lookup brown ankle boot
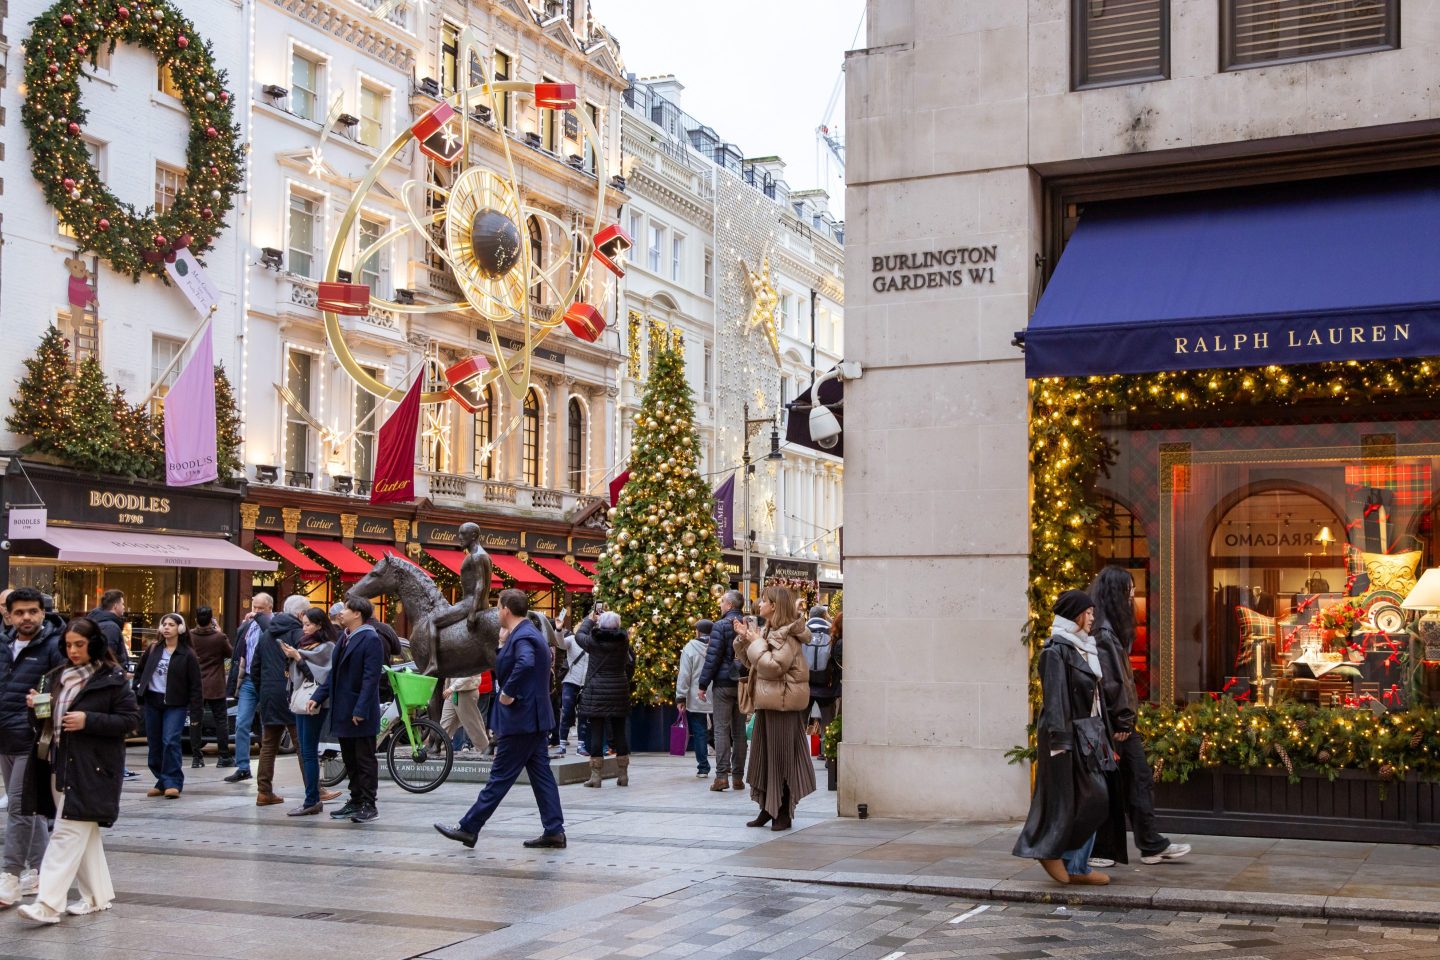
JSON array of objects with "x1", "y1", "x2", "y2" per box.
[
  {"x1": 616, "y1": 755, "x2": 629, "y2": 787},
  {"x1": 584, "y1": 758, "x2": 603, "y2": 787}
]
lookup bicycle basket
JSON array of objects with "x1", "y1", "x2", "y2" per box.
[{"x1": 385, "y1": 668, "x2": 439, "y2": 711}]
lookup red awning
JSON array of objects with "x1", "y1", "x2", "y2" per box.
[
  {"x1": 299, "y1": 538, "x2": 372, "y2": 579},
  {"x1": 576, "y1": 559, "x2": 598, "y2": 575},
  {"x1": 353, "y1": 542, "x2": 434, "y2": 578},
  {"x1": 254, "y1": 534, "x2": 326, "y2": 577},
  {"x1": 530, "y1": 556, "x2": 593, "y2": 592},
  {"x1": 424, "y1": 548, "x2": 502, "y2": 589},
  {"x1": 490, "y1": 552, "x2": 552, "y2": 591}
]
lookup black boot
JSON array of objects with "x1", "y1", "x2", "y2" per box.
[
  {"x1": 772, "y1": 785, "x2": 792, "y2": 831},
  {"x1": 746, "y1": 807, "x2": 772, "y2": 828}
]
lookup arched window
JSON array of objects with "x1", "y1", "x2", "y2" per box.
[
  {"x1": 528, "y1": 216, "x2": 544, "y2": 305},
  {"x1": 523, "y1": 386, "x2": 541, "y2": 486},
  {"x1": 472, "y1": 383, "x2": 495, "y2": 480},
  {"x1": 568, "y1": 397, "x2": 584, "y2": 492}
]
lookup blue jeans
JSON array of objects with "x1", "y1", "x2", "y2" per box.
[
  {"x1": 558, "y1": 683, "x2": 583, "y2": 742},
  {"x1": 1063, "y1": 832, "x2": 1097, "y2": 876},
  {"x1": 294, "y1": 709, "x2": 327, "y2": 807},
  {"x1": 687, "y1": 711, "x2": 710, "y2": 774},
  {"x1": 145, "y1": 694, "x2": 188, "y2": 791},
  {"x1": 233, "y1": 676, "x2": 257, "y2": 772}
]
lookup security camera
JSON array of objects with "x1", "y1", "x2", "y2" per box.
[{"x1": 810, "y1": 405, "x2": 841, "y2": 448}]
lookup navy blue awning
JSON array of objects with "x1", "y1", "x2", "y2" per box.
[{"x1": 1022, "y1": 172, "x2": 1440, "y2": 378}]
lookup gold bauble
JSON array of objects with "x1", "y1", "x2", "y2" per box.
[
  {"x1": 645, "y1": 515, "x2": 659, "y2": 526},
  {"x1": 666, "y1": 573, "x2": 677, "y2": 584},
  {"x1": 686, "y1": 591, "x2": 697, "y2": 602},
  {"x1": 632, "y1": 589, "x2": 644, "y2": 599},
  {"x1": 663, "y1": 596, "x2": 674, "y2": 607},
  {"x1": 606, "y1": 507, "x2": 618, "y2": 520},
  {"x1": 710, "y1": 584, "x2": 724, "y2": 598},
  {"x1": 651, "y1": 614, "x2": 662, "y2": 624},
  {"x1": 682, "y1": 532, "x2": 697, "y2": 546},
  {"x1": 616, "y1": 531, "x2": 631, "y2": 545},
  {"x1": 678, "y1": 571, "x2": 690, "y2": 583},
  {"x1": 647, "y1": 565, "x2": 658, "y2": 576}
]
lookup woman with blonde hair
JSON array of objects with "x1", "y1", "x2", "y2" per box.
[{"x1": 734, "y1": 584, "x2": 815, "y2": 830}]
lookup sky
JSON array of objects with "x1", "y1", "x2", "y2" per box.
[{"x1": 593, "y1": 0, "x2": 866, "y2": 218}]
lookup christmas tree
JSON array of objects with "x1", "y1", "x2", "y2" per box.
[
  {"x1": 214, "y1": 363, "x2": 244, "y2": 479},
  {"x1": 597, "y1": 336, "x2": 723, "y2": 705},
  {"x1": 110, "y1": 386, "x2": 161, "y2": 479},
  {"x1": 7, "y1": 326, "x2": 72, "y2": 448},
  {"x1": 55, "y1": 357, "x2": 122, "y2": 474}
]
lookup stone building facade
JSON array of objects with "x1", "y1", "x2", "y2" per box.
[{"x1": 843, "y1": 0, "x2": 1440, "y2": 819}]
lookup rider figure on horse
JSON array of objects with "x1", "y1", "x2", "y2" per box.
[{"x1": 423, "y1": 522, "x2": 492, "y2": 667}]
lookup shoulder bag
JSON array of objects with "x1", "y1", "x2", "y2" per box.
[
  {"x1": 1071, "y1": 684, "x2": 1117, "y2": 773},
  {"x1": 736, "y1": 674, "x2": 755, "y2": 715}
]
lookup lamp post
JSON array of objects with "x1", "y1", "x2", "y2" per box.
[{"x1": 740, "y1": 402, "x2": 783, "y2": 602}]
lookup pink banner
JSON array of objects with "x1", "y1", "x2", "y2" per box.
[
  {"x1": 370, "y1": 372, "x2": 424, "y2": 505},
  {"x1": 163, "y1": 322, "x2": 218, "y2": 487}
]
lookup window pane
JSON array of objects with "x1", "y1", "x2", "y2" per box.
[
  {"x1": 671, "y1": 236, "x2": 684, "y2": 282},
  {"x1": 648, "y1": 224, "x2": 663, "y2": 273},
  {"x1": 1073, "y1": 0, "x2": 1168, "y2": 89},
  {"x1": 703, "y1": 248, "x2": 714, "y2": 297},
  {"x1": 291, "y1": 53, "x2": 319, "y2": 120},
  {"x1": 441, "y1": 22, "x2": 459, "y2": 94},
  {"x1": 523, "y1": 388, "x2": 540, "y2": 487},
  {"x1": 473, "y1": 386, "x2": 495, "y2": 479},
  {"x1": 154, "y1": 164, "x2": 186, "y2": 216},
  {"x1": 1224, "y1": 0, "x2": 1398, "y2": 70},
  {"x1": 568, "y1": 399, "x2": 584, "y2": 492},
  {"x1": 289, "y1": 194, "x2": 317, "y2": 277},
  {"x1": 359, "y1": 86, "x2": 384, "y2": 147},
  {"x1": 284, "y1": 351, "x2": 313, "y2": 474},
  {"x1": 354, "y1": 374, "x2": 378, "y2": 482},
  {"x1": 358, "y1": 218, "x2": 386, "y2": 296},
  {"x1": 493, "y1": 51, "x2": 511, "y2": 127}
]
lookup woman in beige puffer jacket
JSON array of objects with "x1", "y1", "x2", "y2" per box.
[{"x1": 734, "y1": 584, "x2": 816, "y2": 830}]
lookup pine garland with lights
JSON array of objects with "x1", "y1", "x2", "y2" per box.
[
  {"x1": 596, "y1": 342, "x2": 723, "y2": 706},
  {"x1": 6, "y1": 327, "x2": 73, "y2": 447},
  {"x1": 21, "y1": 0, "x2": 242, "y2": 281}
]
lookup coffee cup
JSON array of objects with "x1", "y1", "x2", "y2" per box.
[{"x1": 32, "y1": 692, "x2": 52, "y2": 719}]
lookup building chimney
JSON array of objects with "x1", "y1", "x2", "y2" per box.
[{"x1": 646, "y1": 75, "x2": 684, "y2": 109}]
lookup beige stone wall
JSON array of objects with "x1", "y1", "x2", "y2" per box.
[{"x1": 842, "y1": 0, "x2": 1440, "y2": 819}]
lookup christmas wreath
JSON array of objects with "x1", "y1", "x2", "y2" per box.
[{"x1": 21, "y1": 0, "x2": 243, "y2": 281}]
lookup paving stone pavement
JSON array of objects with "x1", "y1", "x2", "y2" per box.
[{"x1": 0, "y1": 749, "x2": 1438, "y2": 960}]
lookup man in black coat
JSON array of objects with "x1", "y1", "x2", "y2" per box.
[
  {"x1": 697, "y1": 590, "x2": 747, "y2": 792},
  {"x1": 0, "y1": 587, "x2": 66, "y2": 905},
  {"x1": 86, "y1": 589, "x2": 131, "y2": 678},
  {"x1": 253, "y1": 595, "x2": 307, "y2": 806}
]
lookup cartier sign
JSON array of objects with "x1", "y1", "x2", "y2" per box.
[
  {"x1": 418, "y1": 522, "x2": 520, "y2": 552},
  {"x1": 570, "y1": 537, "x2": 605, "y2": 558},
  {"x1": 354, "y1": 516, "x2": 394, "y2": 540},
  {"x1": 299, "y1": 511, "x2": 340, "y2": 535}
]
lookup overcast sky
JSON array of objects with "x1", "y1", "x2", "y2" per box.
[{"x1": 593, "y1": 0, "x2": 866, "y2": 217}]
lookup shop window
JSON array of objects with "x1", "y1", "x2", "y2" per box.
[
  {"x1": 1100, "y1": 413, "x2": 1440, "y2": 709},
  {"x1": 284, "y1": 349, "x2": 315, "y2": 482},
  {"x1": 523, "y1": 387, "x2": 541, "y2": 487},
  {"x1": 568, "y1": 397, "x2": 584, "y2": 492},
  {"x1": 473, "y1": 383, "x2": 495, "y2": 479},
  {"x1": 1094, "y1": 498, "x2": 1153, "y2": 700},
  {"x1": 1222, "y1": 0, "x2": 1398, "y2": 71},
  {"x1": 1072, "y1": 0, "x2": 1169, "y2": 90}
]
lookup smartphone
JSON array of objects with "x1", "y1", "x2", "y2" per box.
[{"x1": 745, "y1": 616, "x2": 758, "y2": 631}]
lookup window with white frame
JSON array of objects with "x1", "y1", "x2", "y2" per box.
[
  {"x1": 703, "y1": 247, "x2": 714, "y2": 297},
  {"x1": 57, "y1": 141, "x2": 103, "y2": 239},
  {"x1": 157, "y1": 63, "x2": 181, "y2": 98},
  {"x1": 359, "y1": 84, "x2": 386, "y2": 148},
  {"x1": 780, "y1": 293, "x2": 793, "y2": 333},
  {"x1": 54, "y1": 310, "x2": 99, "y2": 364},
  {"x1": 354, "y1": 367, "x2": 380, "y2": 483},
  {"x1": 441, "y1": 21, "x2": 460, "y2": 95},
  {"x1": 357, "y1": 216, "x2": 389, "y2": 298},
  {"x1": 290, "y1": 49, "x2": 323, "y2": 121},
  {"x1": 150, "y1": 335, "x2": 184, "y2": 417},
  {"x1": 583, "y1": 102, "x2": 600, "y2": 172},
  {"x1": 154, "y1": 163, "x2": 186, "y2": 216},
  {"x1": 288, "y1": 190, "x2": 321, "y2": 278},
  {"x1": 523, "y1": 387, "x2": 542, "y2": 487},
  {"x1": 671, "y1": 234, "x2": 685, "y2": 283},
  {"x1": 567, "y1": 397, "x2": 584, "y2": 492},
  {"x1": 703, "y1": 342, "x2": 713, "y2": 403},
  {"x1": 628, "y1": 211, "x2": 643, "y2": 250},
  {"x1": 493, "y1": 50, "x2": 512, "y2": 128},
  {"x1": 647, "y1": 223, "x2": 664, "y2": 273},
  {"x1": 473, "y1": 383, "x2": 496, "y2": 479},
  {"x1": 284, "y1": 349, "x2": 315, "y2": 478}
]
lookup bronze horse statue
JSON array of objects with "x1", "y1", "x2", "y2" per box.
[{"x1": 347, "y1": 553, "x2": 555, "y2": 680}]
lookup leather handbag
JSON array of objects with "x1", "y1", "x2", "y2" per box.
[
  {"x1": 736, "y1": 675, "x2": 755, "y2": 715},
  {"x1": 289, "y1": 678, "x2": 316, "y2": 715},
  {"x1": 1072, "y1": 687, "x2": 1117, "y2": 773}
]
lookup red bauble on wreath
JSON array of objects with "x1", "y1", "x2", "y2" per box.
[{"x1": 20, "y1": 0, "x2": 242, "y2": 281}]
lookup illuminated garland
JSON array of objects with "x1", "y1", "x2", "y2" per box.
[
  {"x1": 21, "y1": 0, "x2": 243, "y2": 281},
  {"x1": 1024, "y1": 357, "x2": 1440, "y2": 755}
]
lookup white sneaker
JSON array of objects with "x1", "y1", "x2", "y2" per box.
[
  {"x1": 17, "y1": 902, "x2": 61, "y2": 924},
  {"x1": 66, "y1": 899, "x2": 111, "y2": 916},
  {"x1": 19, "y1": 869, "x2": 38, "y2": 895},
  {"x1": 0, "y1": 873, "x2": 20, "y2": 907},
  {"x1": 1087, "y1": 857, "x2": 1116, "y2": 868},
  {"x1": 1140, "y1": 842, "x2": 1192, "y2": 864}
]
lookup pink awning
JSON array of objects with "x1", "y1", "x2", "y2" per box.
[{"x1": 39, "y1": 527, "x2": 277, "y2": 572}]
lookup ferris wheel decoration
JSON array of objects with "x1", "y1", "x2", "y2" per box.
[{"x1": 322, "y1": 44, "x2": 621, "y2": 413}]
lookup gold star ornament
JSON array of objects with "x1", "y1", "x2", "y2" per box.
[{"x1": 741, "y1": 257, "x2": 781, "y2": 364}]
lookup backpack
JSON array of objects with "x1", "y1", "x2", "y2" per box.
[{"x1": 804, "y1": 626, "x2": 835, "y2": 687}]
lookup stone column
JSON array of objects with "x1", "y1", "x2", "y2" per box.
[{"x1": 548, "y1": 376, "x2": 567, "y2": 490}]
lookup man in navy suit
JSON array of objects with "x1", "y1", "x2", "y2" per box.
[
  {"x1": 308, "y1": 596, "x2": 383, "y2": 824},
  {"x1": 435, "y1": 589, "x2": 566, "y2": 849}
]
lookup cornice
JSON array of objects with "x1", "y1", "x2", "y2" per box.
[{"x1": 270, "y1": 0, "x2": 417, "y2": 69}]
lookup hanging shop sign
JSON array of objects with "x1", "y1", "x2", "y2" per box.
[
  {"x1": 870, "y1": 245, "x2": 999, "y2": 294},
  {"x1": 570, "y1": 536, "x2": 605, "y2": 558},
  {"x1": 299, "y1": 511, "x2": 342, "y2": 536},
  {"x1": 7, "y1": 508, "x2": 47, "y2": 539},
  {"x1": 523, "y1": 531, "x2": 567, "y2": 555},
  {"x1": 354, "y1": 515, "x2": 397, "y2": 541}
]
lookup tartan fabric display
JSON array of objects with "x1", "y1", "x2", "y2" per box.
[
  {"x1": 1233, "y1": 607, "x2": 1276, "y2": 667},
  {"x1": 1345, "y1": 463, "x2": 1433, "y2": 506}
]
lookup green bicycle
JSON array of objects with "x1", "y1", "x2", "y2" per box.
[{"x1": 318, "y1": 666, "x2": 454, "y2": 794}]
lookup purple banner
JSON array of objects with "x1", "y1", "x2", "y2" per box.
[
  {"x1": 163, "y1": 323, "x2": 218, "y2": 487},
  {"x1": 712, "y1": 473, "x2": 735, "y2": 549}
]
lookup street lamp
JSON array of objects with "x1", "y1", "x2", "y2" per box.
[{"x1": 741, "y1": 402, "x2": 784, "y2": 601}]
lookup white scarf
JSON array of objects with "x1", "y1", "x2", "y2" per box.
[{"x1": 1050, "y1": 616, "x2": 1103, "y2": 679}]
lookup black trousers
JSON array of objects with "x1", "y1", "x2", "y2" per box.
[
  {"x1": 339, "y1": 735, "x2": 378, "y2": 807},
  {"x1": 190, "y1": 697, "x2": 230, "y2": 757},
  {"x1": 583, "y1": 715, "x2": 629, "y2": 757},
  {"x1": 1095, "y1": 732, "x2": 1169, "y2": 859}
]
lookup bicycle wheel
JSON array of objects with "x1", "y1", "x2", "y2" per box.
[
  {"x1": 385, "y1": 717, "x2": 453, "y2": 793},
  {"x1": 319, "y1": 749, "x2": 347, "y2": 787}
]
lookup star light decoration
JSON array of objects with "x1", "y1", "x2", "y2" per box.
[{"x1": 741, "y1": 256, "x2": 781, "y2": 364}]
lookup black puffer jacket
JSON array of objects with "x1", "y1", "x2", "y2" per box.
[
  {"x1": 253, "y1": 613, "x2": 304, "y2": 727},
  {"x1": 22, "y1": 664, "x2": 139, "y2": 826},
  {"x1": 0, "y1": 621, "x2": 66, "y2": 754},
  {"x1": 576, "y1": 626, "x2": 633, "y2": 718},
  {"x1": 698, "y1": 607, "x2": 744, "y2": 689}
]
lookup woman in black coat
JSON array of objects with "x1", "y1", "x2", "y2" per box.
[
  {"x1": 1013, "y1": 590, "x2": 1118, "y2": 886},
  {"x1": 576, "y1": 611, "x2": 634, "y2": 787},
  {"x1": 19, "y1": 617, "x2": 139, "y2": 923},
  {"x1": 133, "y1": 613, "x2": 202, "y2": 798},
  {"x1": 251, "y1": 601, "x2": 305, "y2": 806}
]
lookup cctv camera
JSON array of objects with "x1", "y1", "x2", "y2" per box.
[{"x1": 809, "y1": 405, "x2": 841, "y2": 445}]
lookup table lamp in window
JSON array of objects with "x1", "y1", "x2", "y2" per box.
[{"x1": 1400, "y1": 569, "x2": 1440, "y2": 659}]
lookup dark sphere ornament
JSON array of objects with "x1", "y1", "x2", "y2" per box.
[
  {"x1": 201, "y1": 207, "x2": 213, "y2": 219},
  {"x1": 204, "y1": 126, "x2": 217, "y2": 139},
  {"x1": 97, "y1": 218, "x2": 109, "y2": 230},
  {"x1": 469, "y1": 208, "x2": 521, "y2": 279},
  {"x1": 67, "y1": 121, "x2": 79, "y2": 135},
  {"x1": 60, "y1": 12, "x2": 73, "y2": 25},
  {"x1": 177, "y1": 35, "x2": 188, "y2": 48},
  {"x1": 116, "y1": 5, "x2": 129, "y2": 19}
]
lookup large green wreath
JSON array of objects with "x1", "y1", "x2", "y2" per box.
[{"x1": 21, "y1": 0, "x2": 243, "y2": 281}]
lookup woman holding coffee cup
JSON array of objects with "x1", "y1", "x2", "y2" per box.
[{"x1": 16, "y1": 617, "x2": 138, "y2": 923}]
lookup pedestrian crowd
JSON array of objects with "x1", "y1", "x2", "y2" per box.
[{"x1": 0, "y1": 577, "x2": 840, "y2": 925}]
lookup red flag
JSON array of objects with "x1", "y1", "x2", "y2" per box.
[
  {"x1": 609, "y1": 470, "x2": 631, "y2": 507},
  {"x1": 369, "y1": 373, "x2": 425, "y2": 505}
]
